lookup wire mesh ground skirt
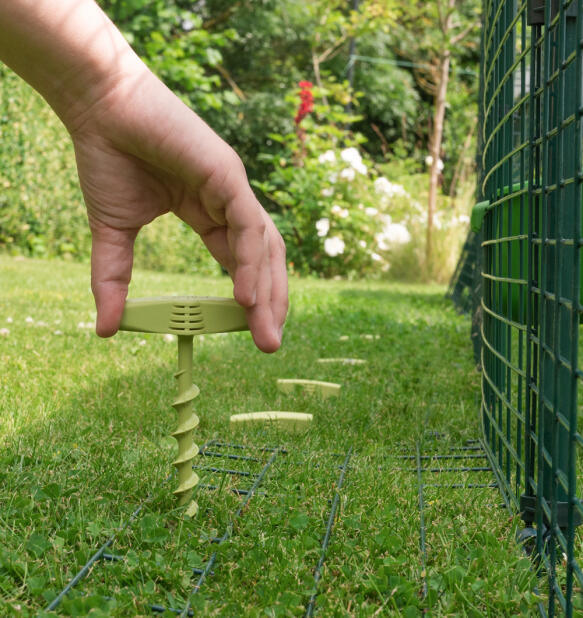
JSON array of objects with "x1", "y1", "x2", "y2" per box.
[
  {"x1": 43, "y1": 440, "x2": 352, "y2": 616},
  {"x1": 400, "y1": 436, "x2": 501, "y2": 600}
]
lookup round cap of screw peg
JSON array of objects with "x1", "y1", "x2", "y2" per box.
[
  {"x1": 230, "y1": 412, "x2": 313, "y2": 432},
  {"x1": 119, "y1": 296, "x2": 249, "y2": 335}
]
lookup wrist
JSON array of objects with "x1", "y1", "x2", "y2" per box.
[{"x1": 0, "y1": 0, "x2": 145, "y2": 133}]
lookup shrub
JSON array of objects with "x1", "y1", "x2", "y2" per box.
[
  {"x1": 0, "y1": 68, "x2": 218, "y2": 276},
  {"x1": 252, "y1": 80, "x2": 458, "y2": 280}
]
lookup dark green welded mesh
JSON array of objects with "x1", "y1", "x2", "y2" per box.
[
  {"x1": 446, "y1": 230, "x2": 480, "y2": 315},
  {"x1": 478, "y1": 0, "x2": 583, "y2": 614}
]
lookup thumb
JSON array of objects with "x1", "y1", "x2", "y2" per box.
[{"x1": 90, "y1": 225, "x2": 138, "y2": 337}]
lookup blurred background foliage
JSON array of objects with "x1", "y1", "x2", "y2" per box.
[{"x1": 0, "y1": 0, "x2": 480, "y2": 282}]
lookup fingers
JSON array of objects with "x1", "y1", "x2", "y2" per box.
[
  {"x1": 199, "y1": 211, "x2": 288, "y2": 352},
  {"x1": 232, "y1": 211, "x2": 288, "y2": 353},
  {"x1": 268, "y1": 219, "x2": 289, "y2": 341},
  {"x1": 90, "y1": 225, "x2": 137, "y2": 337}
]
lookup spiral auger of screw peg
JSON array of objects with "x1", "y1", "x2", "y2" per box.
[
  {"x1": 117, "y1": 296, "x2": 249, "y2": 514},
  {"x1": 173, "y1": 335, "x2": 200, "y2": 513}
]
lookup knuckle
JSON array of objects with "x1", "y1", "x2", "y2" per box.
[
  {"x1": 257, "y1": 219, "x2": 267, "y2": 237},
  {"x1": 274, "y1": 234, "x2": 286, "y2": 258}
]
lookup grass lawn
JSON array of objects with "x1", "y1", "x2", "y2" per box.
[{"x1": 0, "y1": 256, "x2": 540, "y2": 616}]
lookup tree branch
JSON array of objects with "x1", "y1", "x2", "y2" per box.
[
  {"x1": 450, "y1": 21, "x2": 479, "y2": 45},
  {"x1": 214, "y1": 64, "x2": 247, "y2": 101}
]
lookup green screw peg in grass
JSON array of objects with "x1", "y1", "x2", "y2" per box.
[
  {"x1": 276, "y1": 379, "x2": 341, "y2": 399},
  {"x1": 119, "y1": 296, "x2": 249, "y2": 514}
]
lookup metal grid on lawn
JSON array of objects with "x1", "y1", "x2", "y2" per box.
[
  {"x1": 400, "y1": 435, "x2": 503, "y2": 606},
  {"x1": 478, "y1": 0, "x2": 583, "y2": 614},
  {"x1": 44, "y1": 440, "x2": 352, "y2": 616}
]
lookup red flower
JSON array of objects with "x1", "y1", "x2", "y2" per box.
[{"x1": 294, "y1": 80, "x2": 314, "y2": 126}]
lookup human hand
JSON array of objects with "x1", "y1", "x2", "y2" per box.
[
  {"x1": 69, "y1": 70, "x2": 287, "y2": 353},
  {"x1": 0, "y1": 0, "x2": 287, "y2": 353}
]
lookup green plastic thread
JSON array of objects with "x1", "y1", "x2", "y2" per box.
[
  {"x1": 173, "y1": 336, "x2": 200, "y2": 508},
  {"x1": 118, "y1": 296, "x2": 249, "y2": 512}
]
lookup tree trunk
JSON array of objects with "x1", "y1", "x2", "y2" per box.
[{"x1": 426, "y1": 48, "x2": 450, "y2": 272}]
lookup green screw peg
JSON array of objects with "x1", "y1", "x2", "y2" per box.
[
  {"x1": 119, "y1": 296, "x2": 249, "y2": 512},
  {"x1": 276, "y1": 379, "x2": 341, "y2": 399}
]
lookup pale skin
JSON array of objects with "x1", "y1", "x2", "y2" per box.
[{"x1": 0, "y1": 0, "x2": 288, "y2": 353}]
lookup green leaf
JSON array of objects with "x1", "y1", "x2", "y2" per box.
[
  {"x1": 42, "y1": 482, "x2": 61, "y2": 499},
  {"x1": 139, "y1": 514, "x2": 170, "y2": 544},
  {"x1": 289, "y1": 513, "x2": 309, "y2": 531},
  {"x1": 205, "y1": 47, "x2": 222, "y2": 66},
  {"x1": 26, "y1": 533, "x2": 52, "y2": 557}
]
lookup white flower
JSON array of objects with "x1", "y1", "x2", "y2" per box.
[
  {"x1": 330, "y1": 205, "x2": 349, "y2": 218},
  {"x1": 324, "y1": 236, "x2": 345, "y2": 257},
  {"x1": 318, "y1": 150, "x2": 336, "y2": 164},
  {"x1": 340, "y1": 147, "x2": 362, "y2": 166},
  {"x1": 382, "y1": 223, "x2": 411, "y2": 246},
  {"x1": 374, "y1": 177, "x2": 408, "y2": 198},
  {"x1": 374, "y1": 177, "x2": 392, "y2": 195},
  {"x1": 359, "y1": 240, "x2": 367, "y2": 248},
  {"x1": 365, "y1": 207, "x2": 378, "y2": 217},
  {"x1": 375, "y1": 233, "x2": 389, "y2": 251},
  {"x1": 371, "y1": 252, "x2": 382, "y2": 261},
  {"x1": 54, "y1": 330, "x2": 63, "y2": 336},
  {"x1": 340, "y1": 167, "x2": 355, "y2": 181},
  {"x1": 376, "y1": 218, "x2": 411, "y2": 249},
  {"x1": 138, "y1": 339, "x2": 147, "y2": 346},
  {"x1": 340, "y1": 147, "x2": 367, "y2": 174},
  {"x1": 328, "y1": 172, "x2": 338, "y2": 184},
  {"x1": 316, "y1": 218, "x2": 330, "y2": 237},
  {"x1": 353, "y1": 161, "x2": 368, "y2": 175},
  {"x1": 163, "y1": 334, "x2": 176, "y2": 343},
  {"x1": 6, "y1": 317, "x2": 13, "y2": 324},
  {"x1": 321, "y1": 187, "x2": 334, "y2": 197},
  {"x1": 0, "y1": 328, "x2": 9, "y2": 336},
  {"x1": 25, "y1": 316, "x2": 34, "y2": 324}
]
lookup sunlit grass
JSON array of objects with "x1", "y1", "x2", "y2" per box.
[{"x1": 0, "y1": 256, "x2": 540, "y2": 615}]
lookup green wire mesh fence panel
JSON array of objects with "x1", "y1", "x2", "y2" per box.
[
  {"x1": 480, "y1": 0, "x2": 531, "y2": 516},
  {"x1": 478, "y1": 0, "x2": 583, "y2": 614},
  {"x1": 446, "y1": 230, "x2": 480, "y2": 314}
]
